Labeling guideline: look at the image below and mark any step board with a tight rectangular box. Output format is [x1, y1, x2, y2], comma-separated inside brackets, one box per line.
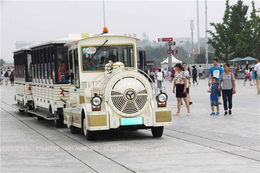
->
[27, 110, 58, 120]
[12, 104, 27, 111]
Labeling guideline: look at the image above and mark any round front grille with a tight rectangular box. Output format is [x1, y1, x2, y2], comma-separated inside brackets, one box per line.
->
[110, 77, 148, 116]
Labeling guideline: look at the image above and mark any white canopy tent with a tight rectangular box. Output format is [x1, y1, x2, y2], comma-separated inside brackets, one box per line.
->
[160, 55, 182, 69]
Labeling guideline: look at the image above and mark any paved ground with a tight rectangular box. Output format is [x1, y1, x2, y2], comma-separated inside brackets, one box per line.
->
[1, 79, 260, 173]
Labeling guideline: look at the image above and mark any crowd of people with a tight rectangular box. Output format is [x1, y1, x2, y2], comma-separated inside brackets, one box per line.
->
[144, 57, 260, 116]
[0, 67, 15, 86]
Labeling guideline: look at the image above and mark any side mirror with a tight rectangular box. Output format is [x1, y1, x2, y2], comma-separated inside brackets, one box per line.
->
[70, 73, 74, 80]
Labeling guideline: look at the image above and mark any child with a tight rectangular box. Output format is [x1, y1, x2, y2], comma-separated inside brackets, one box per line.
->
[209, 77, 219, 115]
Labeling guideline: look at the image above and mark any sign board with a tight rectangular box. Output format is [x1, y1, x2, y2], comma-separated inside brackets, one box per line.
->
[158, 37, 173, 42]
[167, 50, 178, 54]
[168, 41, 176, 46]
[167, 50, 174, 54]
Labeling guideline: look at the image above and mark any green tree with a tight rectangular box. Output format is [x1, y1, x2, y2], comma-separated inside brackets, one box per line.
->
[229, 0, 249, 58]
[0, 59, 6, 66]
[208, 0, 232, 62]
[234, 1, 260, 58]
[195, 47, 215, 64]
[208, 0, 249, 62]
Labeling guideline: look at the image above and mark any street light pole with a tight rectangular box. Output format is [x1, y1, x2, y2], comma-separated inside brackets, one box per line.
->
[205, 0, 208, 65]
[197, 0, 200, 54]
[190, 20, 194, 64]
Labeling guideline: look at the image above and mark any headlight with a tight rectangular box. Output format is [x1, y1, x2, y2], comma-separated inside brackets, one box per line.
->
[156, 92, 168, 103]
[92, 96, 102, 106]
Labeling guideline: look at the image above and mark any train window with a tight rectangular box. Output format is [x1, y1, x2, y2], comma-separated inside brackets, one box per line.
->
[57, 46, 69, 83]
[37, 49, 41, 82]
[74, 49, 80, 87]
[27, 54, 32, 82]
[81, 45, 134, 72]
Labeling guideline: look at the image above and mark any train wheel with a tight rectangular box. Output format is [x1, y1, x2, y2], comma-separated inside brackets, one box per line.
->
[83, 117, 96, 140]
[151, 126, 164, 137]
[19, 109, 25, 112]
[54, 113, 64, 128]
[37, 116, 44, 121]
[70, 126, 80, 134]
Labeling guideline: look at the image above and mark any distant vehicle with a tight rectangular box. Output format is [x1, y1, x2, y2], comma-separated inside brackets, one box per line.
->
[13, 29, 172, 140]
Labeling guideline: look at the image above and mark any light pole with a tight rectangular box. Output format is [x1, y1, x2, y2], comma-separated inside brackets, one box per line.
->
[197, 0, 200, 54]
[190, 20, 194, 65]
[205, 0, 209, 65]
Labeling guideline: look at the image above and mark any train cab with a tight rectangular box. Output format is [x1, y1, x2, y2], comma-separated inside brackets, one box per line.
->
[63, 32, 172, 140]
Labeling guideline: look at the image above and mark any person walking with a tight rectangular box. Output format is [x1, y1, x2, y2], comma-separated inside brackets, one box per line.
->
[148, 68, 155, 89]
[156, 68, 163, 91]
[218, 63, 236, 115]
[173, 64, 190, 116]
[192, 65, 198, 85]
[208, 58, 223, 104]
[244, 64, 253, 86]
[4, 71, 9, 86]
[198, 65, 203, 79]
[254, 58, 260, 95]
[182, 63, 192, 105]
[10, 71, 15, 86]
[170, 67, 175, 82]
[209, 77, 220, 115]
[250, 68, 256, 85]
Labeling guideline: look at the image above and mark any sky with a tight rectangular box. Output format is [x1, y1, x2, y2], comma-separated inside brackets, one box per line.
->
[1, 0, 259, 63]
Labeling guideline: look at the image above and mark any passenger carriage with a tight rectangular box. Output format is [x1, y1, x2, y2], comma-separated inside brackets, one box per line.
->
[13, 30, 172, 140]
[13, 46, 33, 111]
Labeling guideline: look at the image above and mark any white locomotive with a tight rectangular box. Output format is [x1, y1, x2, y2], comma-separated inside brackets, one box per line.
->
[13, 29, 172, 140]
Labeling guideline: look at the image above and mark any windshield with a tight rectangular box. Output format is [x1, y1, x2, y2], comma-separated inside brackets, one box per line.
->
[82, 45, 134, 71]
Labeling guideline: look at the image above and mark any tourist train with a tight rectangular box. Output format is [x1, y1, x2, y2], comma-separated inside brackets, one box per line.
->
[13, 28, 172, 140]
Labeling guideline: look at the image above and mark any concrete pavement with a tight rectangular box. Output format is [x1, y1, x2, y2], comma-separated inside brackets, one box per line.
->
[1, 78, 259, 173]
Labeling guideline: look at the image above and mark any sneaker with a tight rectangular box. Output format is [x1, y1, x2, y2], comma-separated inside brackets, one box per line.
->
[216, 112, 219, 115]
[187, 113, 191, 116]
[189, 101, 193, 105]
[210, 112, 215, 116]
[224, 112, 228, 116]
[228, 110, 232, 115]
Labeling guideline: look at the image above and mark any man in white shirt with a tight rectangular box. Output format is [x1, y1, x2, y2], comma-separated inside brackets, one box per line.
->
[254, 58, 260, 95]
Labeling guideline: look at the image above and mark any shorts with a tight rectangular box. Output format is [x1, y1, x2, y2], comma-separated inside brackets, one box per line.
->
[210, 99, 219, 106]
[176, 84, 187, 98]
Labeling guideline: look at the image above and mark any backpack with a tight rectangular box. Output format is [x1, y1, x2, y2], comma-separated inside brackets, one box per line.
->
[4, 72, 9, 77]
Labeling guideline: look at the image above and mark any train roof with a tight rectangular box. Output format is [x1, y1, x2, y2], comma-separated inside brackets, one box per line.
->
[65, 34, 140, 46]
[29, 34, 83, 49]
[12, 42, 42, 53]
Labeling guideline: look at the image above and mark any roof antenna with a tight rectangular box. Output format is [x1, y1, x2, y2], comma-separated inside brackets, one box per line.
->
[103, 0, 108, 34]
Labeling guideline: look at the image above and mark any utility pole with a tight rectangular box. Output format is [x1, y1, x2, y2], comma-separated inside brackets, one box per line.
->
[197, 0, 200, 54]
[205, 0, 208, 65]
[190, 20, 194, 64]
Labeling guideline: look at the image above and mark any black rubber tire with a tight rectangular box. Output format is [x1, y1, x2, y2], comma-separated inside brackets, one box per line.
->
[70, 126, 80, 134]
[54, 113, 64, 128]
[86, 130, 97, 141]
[151, 126, 164, 137]
[37, 116, 44, 121]
[19, 109, 25, 112]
